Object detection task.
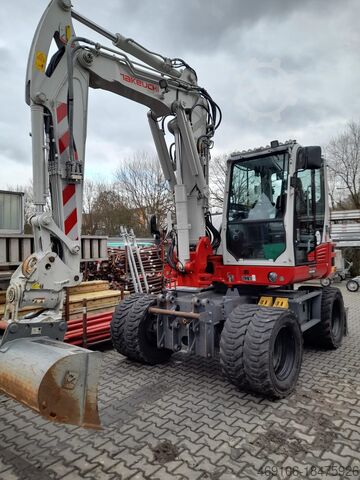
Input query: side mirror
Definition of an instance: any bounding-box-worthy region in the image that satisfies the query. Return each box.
[296,146,322,170]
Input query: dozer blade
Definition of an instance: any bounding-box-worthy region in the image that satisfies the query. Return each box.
[0,337,102,428]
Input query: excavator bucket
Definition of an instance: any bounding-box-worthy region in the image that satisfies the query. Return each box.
[0,337,102,428]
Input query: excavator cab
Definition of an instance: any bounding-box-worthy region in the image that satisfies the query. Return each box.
[223,141,331,284]
[226,149,289,261]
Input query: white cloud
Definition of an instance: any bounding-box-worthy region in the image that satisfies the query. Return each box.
[0,0,359,189]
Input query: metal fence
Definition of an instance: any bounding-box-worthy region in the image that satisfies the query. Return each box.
[0,235,108,266]
[330,210,360,247]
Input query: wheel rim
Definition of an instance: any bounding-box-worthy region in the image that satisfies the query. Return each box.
[347,281,358,292]
[272,326,296,381]
[331,300,342,338]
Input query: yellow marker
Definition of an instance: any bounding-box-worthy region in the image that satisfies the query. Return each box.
[273,297,289,308]
[65,25,71,42]
[258,296,273,307]
[35,51,47,72]
[31,282,41,289]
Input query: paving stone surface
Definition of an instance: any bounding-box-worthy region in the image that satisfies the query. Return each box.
[0,285,359,479]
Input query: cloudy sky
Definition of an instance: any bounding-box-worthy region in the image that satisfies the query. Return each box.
[0,0,359,189]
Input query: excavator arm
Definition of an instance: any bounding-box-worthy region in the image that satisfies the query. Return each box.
[0,0,219,427]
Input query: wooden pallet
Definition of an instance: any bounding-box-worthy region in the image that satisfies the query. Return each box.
[0,281,124,319]
[67,280,110,295]
[65,290,123,315]
[0,290,6,304]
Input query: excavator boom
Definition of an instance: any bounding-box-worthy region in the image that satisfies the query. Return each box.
[0,0,218,427]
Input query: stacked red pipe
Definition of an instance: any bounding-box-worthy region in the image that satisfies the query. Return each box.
[64,311,113,347]
[66,244,166,347]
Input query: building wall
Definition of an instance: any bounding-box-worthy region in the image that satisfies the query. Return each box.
[0,191,24,234]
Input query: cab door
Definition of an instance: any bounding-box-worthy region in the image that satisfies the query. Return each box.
[293,165,325,265]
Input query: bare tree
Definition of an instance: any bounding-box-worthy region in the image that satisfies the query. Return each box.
[83,180,97,217]
[326,170,340,210]
[82,179,108,234]
[209,153,249,211]
[114,151,172,233]
[209,153,228,210]
[80,179,132,235]
[91,189,132,235]
[326,121,360,209]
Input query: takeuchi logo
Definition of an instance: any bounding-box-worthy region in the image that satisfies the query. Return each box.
[120,73,159,92]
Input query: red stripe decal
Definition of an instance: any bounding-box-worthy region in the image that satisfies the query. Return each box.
[64,208,78,234]
[62,184,76,206]
[56,103,67,123]
[59,131,70,154]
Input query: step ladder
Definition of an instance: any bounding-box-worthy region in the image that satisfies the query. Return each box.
[120,226,149,294]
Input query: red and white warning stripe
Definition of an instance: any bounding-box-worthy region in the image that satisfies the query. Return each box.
[62,183,78,240]
[56,102,79,240]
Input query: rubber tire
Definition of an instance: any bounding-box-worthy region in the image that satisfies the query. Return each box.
[220,304,260,391]
[111,293,172,364]
[243,308,303,398]
[110,293,143,358]
[310,287,345,349]
[346,280,359,292]
[321,278,332,287]
[220,305,303,398]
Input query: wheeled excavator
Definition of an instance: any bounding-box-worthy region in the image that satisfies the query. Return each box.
[0,0,345,428]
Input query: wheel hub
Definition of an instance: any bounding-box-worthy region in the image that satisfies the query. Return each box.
[273,326,296,381]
